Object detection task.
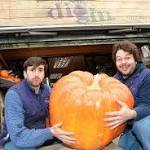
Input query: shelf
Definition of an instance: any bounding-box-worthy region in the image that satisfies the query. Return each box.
[0,77,15,89]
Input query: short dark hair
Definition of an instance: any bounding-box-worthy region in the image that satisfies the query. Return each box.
[112,40,141,63]
[23,57,47,72]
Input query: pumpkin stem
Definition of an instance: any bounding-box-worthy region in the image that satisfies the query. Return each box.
[87,74,101,90]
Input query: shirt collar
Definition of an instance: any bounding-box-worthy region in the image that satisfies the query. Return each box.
[23,79,44,95]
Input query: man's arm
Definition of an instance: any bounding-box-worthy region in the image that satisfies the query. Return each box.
[134,74,150,120]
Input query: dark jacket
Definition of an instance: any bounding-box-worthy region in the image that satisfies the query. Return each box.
[10,80,50,129]
[2,80,52,148]
[114,63,150,120]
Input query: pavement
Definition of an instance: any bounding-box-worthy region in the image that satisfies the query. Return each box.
[38,138,121,150]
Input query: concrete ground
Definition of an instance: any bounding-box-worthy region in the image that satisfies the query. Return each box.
[0,138,121,150]
[38,143,121,150]
[38,138,121,150]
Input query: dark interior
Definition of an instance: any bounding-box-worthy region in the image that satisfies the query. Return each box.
[0,25,150,87]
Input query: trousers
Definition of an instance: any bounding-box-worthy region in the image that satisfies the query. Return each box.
[119,115,150,150]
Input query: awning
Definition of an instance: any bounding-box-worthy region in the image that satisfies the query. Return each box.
[0,25,150,50]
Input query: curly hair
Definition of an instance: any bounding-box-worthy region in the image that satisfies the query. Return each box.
[112,40,141,63]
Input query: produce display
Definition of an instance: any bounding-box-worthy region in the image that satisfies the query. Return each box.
[0,70,21,84]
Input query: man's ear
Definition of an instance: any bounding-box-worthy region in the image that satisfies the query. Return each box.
[23,71,27,79]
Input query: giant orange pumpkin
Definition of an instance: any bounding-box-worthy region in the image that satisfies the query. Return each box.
[50,71,134,150]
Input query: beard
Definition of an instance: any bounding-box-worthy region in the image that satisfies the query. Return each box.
[28,77,43,87]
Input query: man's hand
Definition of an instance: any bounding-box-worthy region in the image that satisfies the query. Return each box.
[50,122,77,145]
[104,100,136,129]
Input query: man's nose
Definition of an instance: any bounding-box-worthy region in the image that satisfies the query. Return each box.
[121,59,127,64]
[35,70,39,76]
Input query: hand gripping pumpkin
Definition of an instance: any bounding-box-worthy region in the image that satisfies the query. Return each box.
[50,71,134,150]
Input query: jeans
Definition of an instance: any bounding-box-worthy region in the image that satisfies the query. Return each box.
[4,141,36,150]
[4,142,65,150]
[119,115,150,150]
[4,138,61,150]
